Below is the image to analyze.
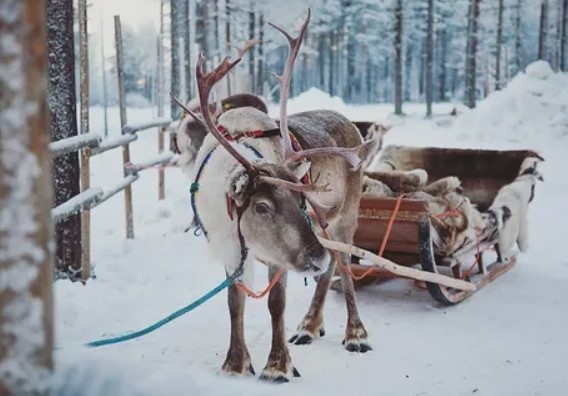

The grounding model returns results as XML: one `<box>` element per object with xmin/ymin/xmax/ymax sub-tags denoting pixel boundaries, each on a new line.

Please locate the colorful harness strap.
<box><xmin>190</xmin><ymin>143</ymin><xmax>263</xmax><ymax>238</ymax></box>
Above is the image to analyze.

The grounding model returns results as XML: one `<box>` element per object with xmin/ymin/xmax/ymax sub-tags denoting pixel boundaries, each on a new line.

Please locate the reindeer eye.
<box><xmin>254</xmin><ymin>202</ymin><xmax>271</xmax><ymax>215</ymax></box>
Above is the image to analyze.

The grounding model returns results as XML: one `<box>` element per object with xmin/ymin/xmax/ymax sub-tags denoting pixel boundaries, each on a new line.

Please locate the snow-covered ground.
<box><xmin>53</xmin><ymin>63</ymin><xmax>568</xmax><ymax>395</ymax></box>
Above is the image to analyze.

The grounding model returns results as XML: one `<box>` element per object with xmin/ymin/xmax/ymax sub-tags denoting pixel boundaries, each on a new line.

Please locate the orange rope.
<box><xmin>323</xmin><ymin>194</ymin><xmax>406</xmax><ymax>282</ymax></box>
<box><xmin>235</xmin><ymin>266</ymin><xmax>286</xmax><ymax>299</ymax></box>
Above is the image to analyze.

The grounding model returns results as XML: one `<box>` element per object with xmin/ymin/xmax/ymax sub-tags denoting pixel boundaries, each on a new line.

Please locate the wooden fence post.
<box><xmin>115</xmin><ymin>15</ymin><xmax>135</xmax><ymax>239</ymax></box>
<box><xmin>79</xmin><ymin>0</ymin><xmax>92</xmax><ymax>281</ymax></box>
<box><xmin>157</xmin><ymin>37</ymin><xmax>166</xmax><ymax>201</ymax></box>
<box><xmin>0</xmin><ymin>0</ymin><xmax>54</xmax><ymax>392</ymax></box>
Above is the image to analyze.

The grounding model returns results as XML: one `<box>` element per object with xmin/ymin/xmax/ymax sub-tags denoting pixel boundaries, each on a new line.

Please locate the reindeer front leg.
<box><xmin>260</xmin><ymin>265</ymin><xmax>300</xmax><ymax>383</ymax></box>
<box><xmin>222</xmin><ymin>283</ymin><xmax>254</xmax><ymax>376</ymax></box>
<box><xmin>289</xmin><ymin>257</ymin><xmax>333</xmax><ymax>345</ymax></box>
<box><xmin>337</xmin><ymin>249</ymin><xmax>372</xmax><ymax>352</ymax></box>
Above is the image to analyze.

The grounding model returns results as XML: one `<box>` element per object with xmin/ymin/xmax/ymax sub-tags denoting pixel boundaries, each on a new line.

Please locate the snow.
<box><xmin>455</xmin><ymin>61</ymin><xmax>568</xmax><ymax>144</ymax></box>
<box><xmin>53</xmin><ymin>67</ymin><xmax>568</xmax><ymax>395</ymax></box>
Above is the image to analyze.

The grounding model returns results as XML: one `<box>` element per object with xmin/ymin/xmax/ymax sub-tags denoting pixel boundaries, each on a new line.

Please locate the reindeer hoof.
<box><xmin>221</xmin><ymin>355</ymin><xmax>255</xmax><ymax>376</ymax></box>
<box><xmin>259</xmin><ymin>366</ymin><xmax>299</xmax><ymax>383</ymax></box>
<box><xmin>343</xmin><ymin>338</ymin><xmax>373</xmax><ymax>353</ymax></box>
<box><xmin>343</xmin><ymin>322</ymin><xmax>372</xmax><ymax>353</ymax></box>
<box><xmin>288</xmin><ymin>318</ymin><xmax>324</xmax><ymax>345</ymax></box>
<box><xmin>288</xmin><ymin>331</ymin><xmax>313</xmax><ymax>345</ymax></box>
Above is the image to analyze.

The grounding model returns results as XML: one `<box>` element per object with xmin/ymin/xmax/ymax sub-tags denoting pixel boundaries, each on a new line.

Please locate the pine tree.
<box><xmin>47</xmin><ymin>0</ymin><xmax>82</xmax><ymax>278</ymax></box>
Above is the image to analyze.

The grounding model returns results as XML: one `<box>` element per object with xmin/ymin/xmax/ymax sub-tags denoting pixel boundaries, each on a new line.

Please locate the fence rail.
<box><xmin>48</xmin><ymin>14</ymin><xmax>181</xmax><ymax>280</ymax></box>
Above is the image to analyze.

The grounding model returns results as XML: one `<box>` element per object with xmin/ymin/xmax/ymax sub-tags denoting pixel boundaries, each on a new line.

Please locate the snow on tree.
<box><xmin>47</xmin><ymin>0</ymin><xmax>82</xmax><ymax>280</ymax></box>
<box><xmin>0</xmin><ymin>0</ymin><xmax>53</xmax><ymax>393</ymax></box>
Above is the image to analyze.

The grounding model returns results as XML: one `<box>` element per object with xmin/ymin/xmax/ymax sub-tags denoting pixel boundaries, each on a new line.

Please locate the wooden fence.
<box><xmin>49</xmin><ymin>15</ymin><xmax>179</xmax><ymax>280</ymax></box>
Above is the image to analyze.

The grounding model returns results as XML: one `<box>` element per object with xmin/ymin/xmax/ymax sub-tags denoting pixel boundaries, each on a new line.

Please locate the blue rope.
<box><xmin>190</xmin><ymin>147</ymin><xmax>218</xmax><ymax>238</ymax></box>
<box><xmin>86</xmin><ymin>270</ymin><xmax>242</xmax><ymax>348</ymax></box>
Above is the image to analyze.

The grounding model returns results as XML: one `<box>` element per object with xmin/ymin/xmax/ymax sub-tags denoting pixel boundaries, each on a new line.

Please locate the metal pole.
<box><xmin>115</xmin><ymin>15</ymin><xmax>135</xmax><ymax>239</ymax></box>
<box><xmin>79</xmin><ymin>0</ymin><xmax>92</xmax><ymax>280</ymax></box>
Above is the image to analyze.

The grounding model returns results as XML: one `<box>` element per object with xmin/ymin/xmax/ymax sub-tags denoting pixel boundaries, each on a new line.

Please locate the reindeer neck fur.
<box><xmin>189</xmin><ymin>108</ymin><xmax>283</xmax><ymax>274</ymax></box>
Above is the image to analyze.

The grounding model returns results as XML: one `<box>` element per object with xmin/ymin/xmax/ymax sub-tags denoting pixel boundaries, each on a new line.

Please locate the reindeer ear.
<box><xmin>227</xmin><ymin>168</ymin><xmax>251</xmax><ymax>207</ymax></box>
<box><xmin>289</xmin><ymin>161</ymin><xmax>311</xmax><ymax>180</ymax></box>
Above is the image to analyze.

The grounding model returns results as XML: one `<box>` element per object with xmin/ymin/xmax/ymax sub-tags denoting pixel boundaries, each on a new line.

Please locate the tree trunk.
<box><xmin>47</xmin><ymin>0</ymin><xmax>82</xmax><ymax>278</ymax></box>
<box><xmin>404</xmin><ymin>42</ymin><xmax>413</xmax><ymax>101</ymax></box>
<box><xmin>214</xmin><ymin>0</ymin><xmax>220</xmax><ymax>56</ymax></box>
<box><xmin>425</xmin><ymin>0</ymin><xmax>434</xmax><ymax>116</ymax></box>
<box><xmin>318</xmin><ymin>33</ymin><xmax>325</xmax><ymax>89</ymax></box>
<box><xmin>539</xmin><ymin>0</ymin><xmax>549</xmax><ymax>60</ymax></box>
<box><xmin>561</xmin><ymin>0</ymin><xmax>568</xmax><ymax>71</ymax></box>
<box><xmin>438</xmin><ymin>28</ymin><xmax>448</xmax><ymax>101</ymax></box>
<box><xmin>170</xmin><ymin>0</ymin><xmax>183</xmax><ymax>118</ymax></box>
<box><xmin>495</xmin><ymin>0</ymin><xmax>504</xmax><ymax>90</ymax></box>
<box><xmin>328</xmin><ymin>30</ymin><xmax>335</xmax><ymax>96</ymax></box>
<box><xmin>0</xmin><ymin>0</ymin><xmax>54</xmax><ymax>393</ymax></box>
<box><xmin>183</xmin><ymin>0</ymin><xmax>192</xmax><ymax>100</ymax></box>
<box><xmin>464</xmin><ymin>0</ymin><xmax>481</xmax><ymax>109</ymax></box>
<box><xmin>394</xmin><ymin>0</ymin><xmax>403</xmax><ymax>115</ymax></box>
<box><xmin>225</xmin><ymin>0</ymin><xmax>232</xmax><ymax>94</ymax></box>
<box><xmin>195</xmin><ymin>0</ymin><xmax>208</xmax><ymax>61</ymax></box>
<box><xmin>515</xmin><ymin>0</ymin><xmax>523</xmax><ymax>73</ymax></box>
<box><xmin>257</xmin><ymin>12</ymin><xmax>264</xmax><ymax>96</ymax></box>
<box><xmin>248</xmin><ymin>0</ymin><xmax>256</xmax><ymax>93</ymax></box>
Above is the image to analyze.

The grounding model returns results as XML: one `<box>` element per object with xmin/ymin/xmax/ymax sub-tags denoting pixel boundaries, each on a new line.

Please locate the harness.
<box><xmin>190</xmin><ymin>126</ymin><xmax>313</xmax><ymax>275</ymax></box>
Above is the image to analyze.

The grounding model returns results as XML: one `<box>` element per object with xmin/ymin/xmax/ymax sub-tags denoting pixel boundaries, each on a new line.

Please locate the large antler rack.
<box><xmin>269</xmin><ymin>9</ymin><xmax>370</xmax><ymax>170</ymax></box>
<box><xmin>171</xmin><ymin>39</ymin><xmax>331</xmax><ymax>198</ymax></box>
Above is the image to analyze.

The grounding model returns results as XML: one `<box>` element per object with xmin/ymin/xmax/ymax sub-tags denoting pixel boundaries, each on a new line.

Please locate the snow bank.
<box><xmin>455</xmin><ymin>61</ymin><xmax>568</xmax><ymax>144</ymax></box>
<box><xmin>271</xmin><ymin>87</ymin><xmax>350</xmax><ymax>116</ymax></box>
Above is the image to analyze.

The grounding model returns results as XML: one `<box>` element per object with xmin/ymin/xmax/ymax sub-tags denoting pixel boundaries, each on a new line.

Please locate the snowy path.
<box><xmin>53</xmin><ymin>97</ymin><xmax>568</xmax><ymax>395</ymax></box>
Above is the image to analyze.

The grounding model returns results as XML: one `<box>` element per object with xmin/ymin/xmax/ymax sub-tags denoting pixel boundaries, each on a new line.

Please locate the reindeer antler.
<box><xmin>269</xmin><ymin>9</ymin><xmax>370</xmax><ymax>170</ymax></box>
<box><xmin>194</xmin><ymin>40</ymin><xmax>259</xmax><ymax>174</ymax></box>
<box><xmin>170</xmin><ymin>93</ymin><xmax>207</xmax><ymax>128</ymax></box>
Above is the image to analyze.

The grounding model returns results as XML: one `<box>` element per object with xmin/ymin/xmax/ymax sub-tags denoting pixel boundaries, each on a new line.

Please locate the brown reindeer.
<box><xmin>174</xmin><ymin>10</ymin><xmax>371</xmax><ymax>383</ymax></box>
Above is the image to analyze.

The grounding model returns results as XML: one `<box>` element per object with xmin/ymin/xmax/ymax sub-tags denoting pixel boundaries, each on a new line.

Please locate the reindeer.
<box><xmin>172</xmin><ymin>93</ymin><xmax>268</xmax><ymax>172</ymax></box>
<box><xmin>173</xmin><ymin>10</ymin><xmax>372</xmax><ymax>383</ymax></box>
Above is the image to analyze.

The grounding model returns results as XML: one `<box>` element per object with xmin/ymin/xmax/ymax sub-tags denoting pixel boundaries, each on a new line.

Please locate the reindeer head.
<box><xmin>226</xmin><ymin>161</ymin><xmax>330</xmax><ymax>274</ymax></box>
<box><xmin>172</xmin><ymin>9</ymin><xmax>368</xmax><ymax>275</ymax></box>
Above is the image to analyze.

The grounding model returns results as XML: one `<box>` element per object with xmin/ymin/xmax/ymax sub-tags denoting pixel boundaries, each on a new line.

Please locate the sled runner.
<box><xmin>332</xmin><ymin>145</ymin><xmax>542</xmax><ymax>305</ymax></box>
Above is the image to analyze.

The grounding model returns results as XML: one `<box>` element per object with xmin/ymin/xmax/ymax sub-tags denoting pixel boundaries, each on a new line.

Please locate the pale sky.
<box><xmin>93</xmin><ymin>0</ymin><xmax>161</xmax><ymax>54</ymax></box>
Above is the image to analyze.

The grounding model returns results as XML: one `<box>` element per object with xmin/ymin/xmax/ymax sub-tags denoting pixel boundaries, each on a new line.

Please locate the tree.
<box><xmin>561</xmin><ymin>0</ymin><xmax>568</xmax><ymax>70</ymax></box>
<box><xmin>425</xmin><ymin>0</ymin><xmax>434</xmax><ymax>116</ymax></box>
<box><xmin>394</xmin><ymin>0</ymin><xmax>404</xmax><ymax>115</ymax></box>
<box><xmin>248</xmin><ymin>0</ymin><xmax>256</xmax><ymax>93</ymax></box>
<box><xmin>0</xmin><ymin>0</ymin><xmax>53</xmax><ymax>393</ymax></box>
<box><xmin>495</xmin><ymin>0</ymin><xmax>505</xmax><ymax>90</ymax></box>
<box><xmin>515</xmin><ymin>0</ymin><xmax>524</xmax><ymax>73</ymax></box>
<box><xmin>464</xmin><ymin>0</ymin><xmax>481</xmax><ymax>109</ymax></box>
<box><xmin>539</xmin><ymin>0</ymin><xmax>549</xmax><ymax>60</ymax></box>
<box><xmin>183</xmin><ymin>0</ymin><xmax>192</xmax><ymax>100</ymax></box>
<box><xmin>170</xmin><ymin>0</ymin><xmax>183</xmax><ymax>118</ymax></box>
<box><xmin>47</xmin><ymin>0</ymin><xmax>82</xmax><ymax>279</ymax></box>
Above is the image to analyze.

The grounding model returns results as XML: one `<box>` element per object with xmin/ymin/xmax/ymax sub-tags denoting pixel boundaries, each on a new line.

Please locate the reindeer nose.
<box><xmin>309</xmin><ymin>262</ymin><xmax>322</xmax><ymax>273</ymax></box>
<box><xmin>307</xmin><ymin>250</ymin><xmax>330</xmax><ymax>275</ymax></box>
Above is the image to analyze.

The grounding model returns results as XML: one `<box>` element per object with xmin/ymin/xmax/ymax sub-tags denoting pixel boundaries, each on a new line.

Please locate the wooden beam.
<box><xmin>318</xmin><ymin>237</ymin><xmax>476</xmax><ymax>292</ymax></box>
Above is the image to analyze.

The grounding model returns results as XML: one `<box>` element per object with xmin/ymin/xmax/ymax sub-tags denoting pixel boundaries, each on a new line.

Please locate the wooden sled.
<box><xmin>331</xmin><ymin>146</ymin><xmax>542</xmax><ymax>305</ymax></box>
